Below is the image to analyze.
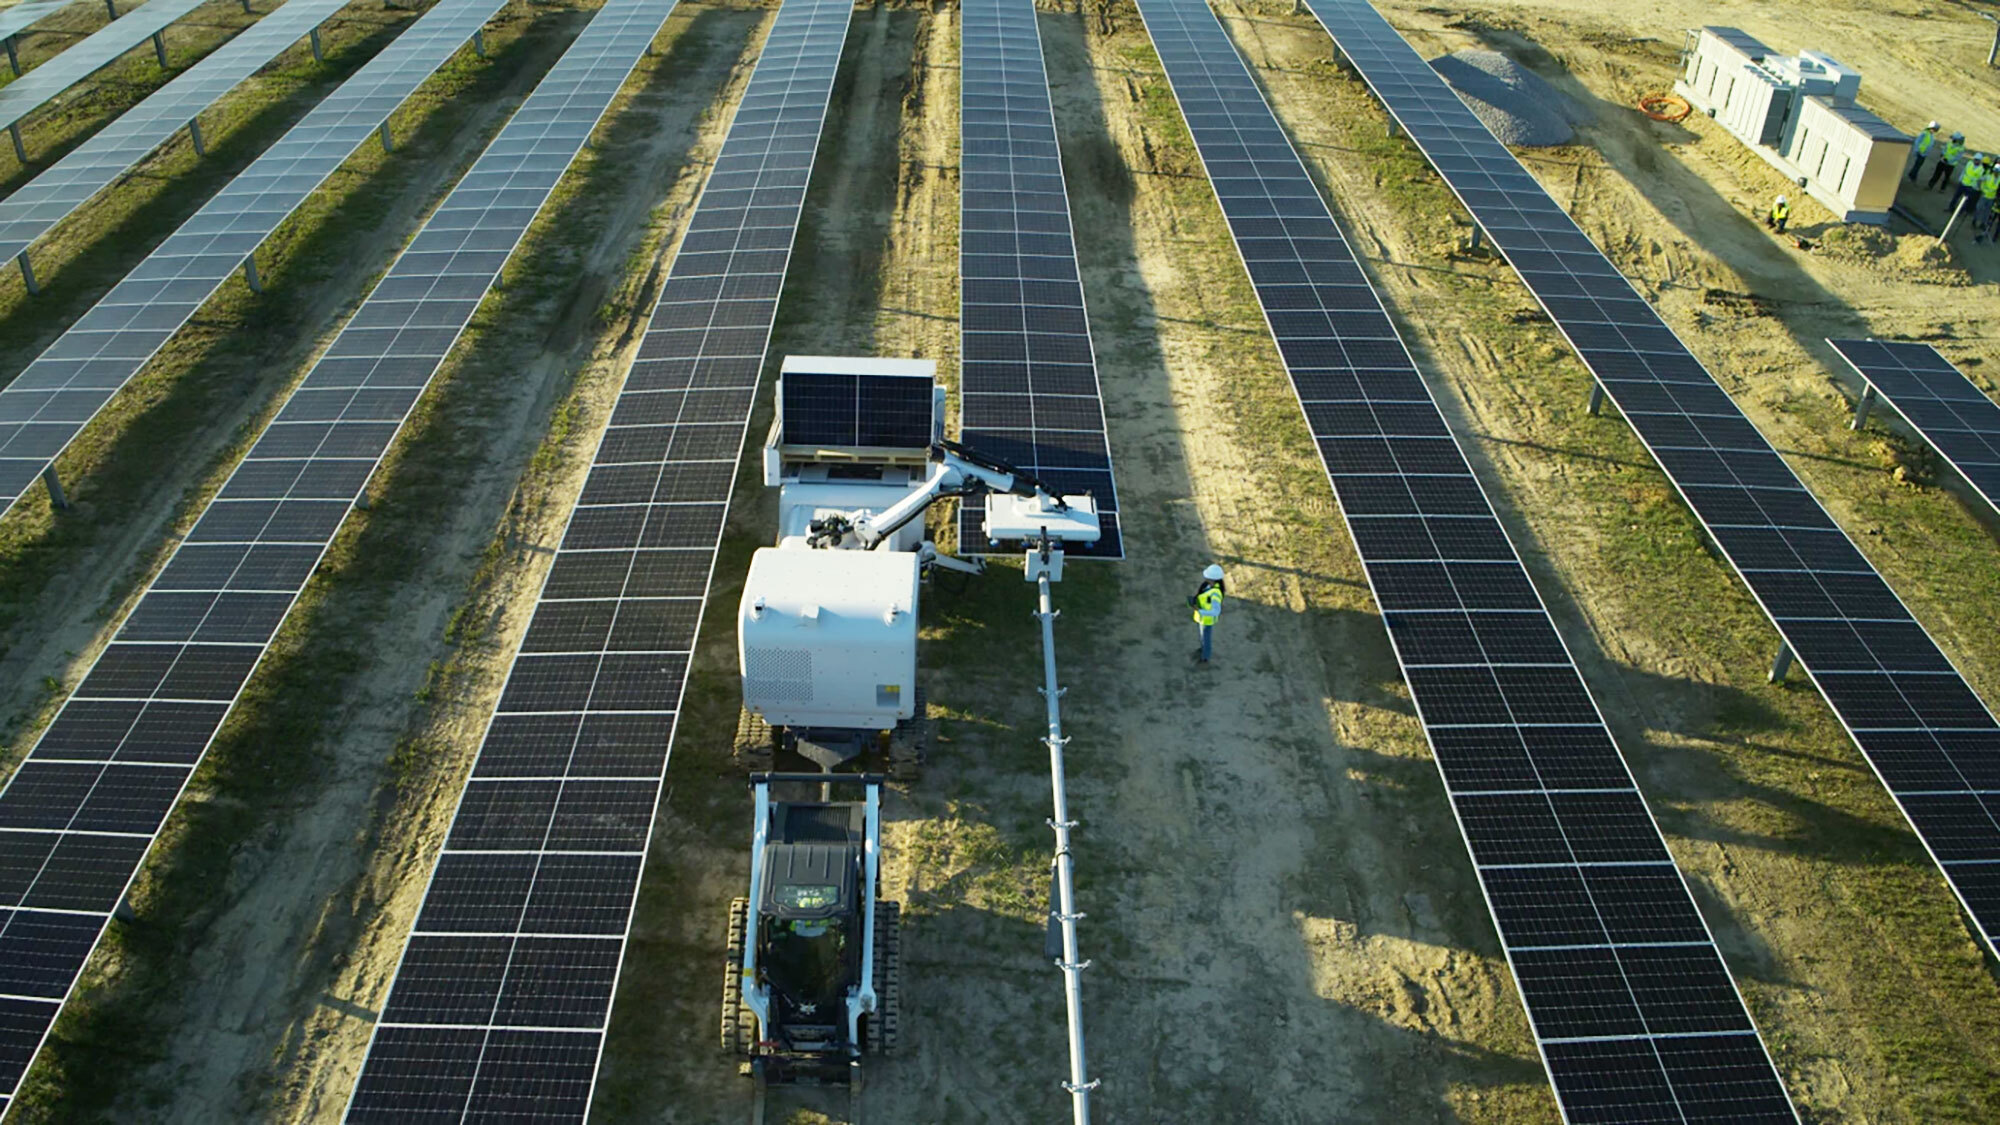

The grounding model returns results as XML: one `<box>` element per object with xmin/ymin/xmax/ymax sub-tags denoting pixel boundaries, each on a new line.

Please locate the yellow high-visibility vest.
<box><xmin>1962</xmin><ymin>159</ymin><xmax>1986</xmax><ymax>186</ymax></box>
<box><xmin>1917</xmin><ymin>131</ymin><xmax>1937</xmax><ymax>155</ymax></box>
<box><xmin>1944</xmin><ymin>140</ymin><xmax>1967</xmax><ymax>164</ymax></box>
<box><xmin>1771</xmin><ymin>199</ymin><xmax>1790</xmax><ymax>222</ymax></box>
<box><xmin>1192</xmin><ymin>586</ymin><xmax>1223</xmax><ymax>627</ymax></box>
<box><xmin>1982</xmin><ymin>170</ymin><xmax>1998</xmax><ymax>200</ymax></box>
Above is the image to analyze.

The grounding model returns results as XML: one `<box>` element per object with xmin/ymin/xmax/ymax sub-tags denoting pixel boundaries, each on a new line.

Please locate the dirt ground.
<box><xmin>10</xmin><ymin>0</ymin><xmax>2000</xmax><ymax>1121</ymax></box>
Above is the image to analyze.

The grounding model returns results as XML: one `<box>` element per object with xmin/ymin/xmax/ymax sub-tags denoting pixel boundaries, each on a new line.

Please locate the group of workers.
<box><xmin>1906</xmin><ymin>121</ymin><xmax>2000</xmax><ymax>243</ymax></box>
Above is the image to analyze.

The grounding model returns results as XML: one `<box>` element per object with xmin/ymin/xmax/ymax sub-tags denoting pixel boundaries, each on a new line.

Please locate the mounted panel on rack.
<box><xmin>0</xmin><ymin>0</ymin><xmax>355</xmax><ymax>266</ymax></box>
<box><xmin>0</xmin><ymin>0</ymin><xmax>673</xmax><ymax>1114</ymax></box>
<box><xmin>345</xmin><ymin>0</ymin><xmax>857</xmax><ymax>1119</ymax></box>
<box><xmin>1828</xmin><ymin>339</ymin><xmax>2000</xmax><ymax>513</ymax></box>
<box><xmin>1305</xmin><ymin>0</ymin><xmax>2000</xmax><ymax>964</ymax></box>
<box><xmin>1129</xmin><ymin>0</ymin><xmax>1798</xmax><ymax>1119</ymax></box>
<box><xmin>0</xmin><ymin>0</ymin><xmax>506</xmax><ymax>514</ymax></box>
<box><xmin>0</xmin><ymin>0</ymin><xmax>210</xmax><ymax>133</ymax></box>
<box><xmin>957</xmin><ymin>0</ymin><xmax>1121</xmax><ymax>557</ymax></box>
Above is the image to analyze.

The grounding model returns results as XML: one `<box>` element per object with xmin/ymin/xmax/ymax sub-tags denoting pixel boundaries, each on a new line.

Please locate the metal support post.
<box><xmin>1387</xmin><ymin>119</ymin><xmax>1399</xmax><ymax>139</ymax></box>
<box><xmin>151</xmin><ymin>29</ymin><xmax>167</xmax><ymax>68</ymax></box>
<box><xmin>188</xmin><ymin>116</ymin><xmax>204</xmax><ymax>156</ymax></box>
<box><xmin>1938</xmin><ymin>193</ymin><xmax>1969</xmax><ymax>246</ymax></box>
<box><xmin>1469</xmin><ymin>224</ymin><xmax>1484</xmax><ymax>252</ymax></box>
<box><xmin>1030</xmin><ymin>544</ymin><xmax>1096</xmax><ymax>1125</ymax></box>
<box><xmin>103</xmin><ymin>0</ymin><xmax>116</xmax><ymax>17</ymax></box>
<box><xmin>242</xmin><ymin>254</ymin><xmax>262</xmax><ymax>293</ymax></box>
<box><xmin>240</xmin><ymin>0</ymin><xmax>251</xmax><ymax>11</ymax></box>
<box><xmin>472</xmin><ymin>28</ymin><xmax>484</xmax><ymax>57</ymax></box>
<box><xmin>4</xmin><ymin>35</ymin><xmax>20</xmax><ymax>77</ymax></box>
<box><xmin>8</xmin><ymin>121</ymin><xmax>24</xmax><ymax>165</ymax></box>
<box><xmin>1586</xmin><ymin>381</ymin><xmax>1605</xmax><ymax>416</ymax></box>
<box><xmin>1984</xmin><ymin>14</ymin><xmax>2000</xmax><ymax>68</ymax></box>
<box><xmin>309</xmin><ymin>25</ymin><xmax>323</xmax><ymax>61</ymax></box>
<box><xmin>16</xmin><ymin>251</ymin><xmax>38</xmax><ymax>295</ymax></box>
<box><xmin>41</xmin><ymin>465</ymin><xmax>68</xmax><ymax>510</ymax></box>
<box><xmin>1769</xmin><ymin>642</ymin><xmax>1794</xmax><ymax>684</ymax></box>
<box><xmin>378</xmin><ymin>119</ymin><xmax>393</xmax><ymax>153</ymax></box>
<box><xmin>1851</xmin><ymin>384</ymin><xmax>1876</xmax><ymax>431</ymax></box>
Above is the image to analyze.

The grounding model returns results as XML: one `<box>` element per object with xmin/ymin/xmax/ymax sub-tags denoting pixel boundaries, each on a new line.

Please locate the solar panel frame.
<box><xmin>0</xmin><ymin>0</ymin><xmax>74</xmax><ymax>54</ymax></box>
<box><xmin>1128</xmin><ymin>0</ymin><xmax>1797</xmax><ymax>1118</ymax></box>
<box><xmin>344</xmin><ymin>0</ymin><xmax>856</xmax><ymax>1118</ymax></box>
<box><xmin>957</xmin><ymin>0</ymin><xmax>1121</xmax><ymax>557</ymax></box>
<box><xmin>0</xmin><ymin>0</ymin><xmax>353</xmax><ymax>266</ymax></box>
<box><xmin>1827</xmin><ymin>339</ymin><xmax>2000</xmax><ymax>517</ymax></box>
<box><xmin>1305</xmin><ymin>0</ymin><xmax>2000</xmax><ymax>967</ymax></box>
<box><xmin>0</xmin><ymin>0</ymin><xmax>506</xmax><ymax>513</ymax></box>
<box><xmin>0</xmin><ymin>0</ymin><xmax>210</xmax><ymax>132</ymax></box>
<box><xmin>0</xmin><ymin>0</ymin><xmax>673</xmax><ymax>1113</ymax></box>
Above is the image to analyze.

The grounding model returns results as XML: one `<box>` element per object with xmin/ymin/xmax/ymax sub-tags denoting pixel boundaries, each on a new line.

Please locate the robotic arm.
<box><xmin>807</xmin><ymin>442</ymin><xmax>1067</xmax><ymax>550</ymax></box>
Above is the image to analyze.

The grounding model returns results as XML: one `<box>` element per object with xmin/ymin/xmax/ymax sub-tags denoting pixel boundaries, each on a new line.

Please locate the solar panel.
<box><xmin>0</xmin><ymin>0</ymin><xmax>352</xmax><ymax>271</ymax></box>
<box><xmin>958</xmin><ymin>0</ymin><xmax>1121</xmax><ymax>557</ymax></box>
<box><xmin>0</xmin><ymin>0</ymin><xmax>74</xmax><ymax>75</ymax></box>
<box><xmin>1828</xmin><ymin>339</ymin><xmax>2000</xmax><ymax>515</ymax></box>
<box><xmin>1304</xmin><ymin>0</ymin><xmax>2000</xmax><ymax>966</ymax></box>
<box><xmin>1128</xmin><ymin>0</ymin><xmax>1797</xmax><ymax>1118</ymax></box>
<box><xmin>779</xmin><ymin>363</ymin><xmax>934</xmax><ymax>448</ymax></box>
<box><xmin>0</xmin><ymin>0</ymin><xmax>505</xmax><ymax>515</ymax></box>
<box><xmin>0</xmin><ymin>0</ymin><xmax>209</xmax><ymax>140</ymax></box>
<box><xmin>344</xmin><ymin>0</ymin><xmax>854</xmax><ymax>1117</ymax></box>
<box><xmin>0</xmin><ymin>0</ymin><xmax>670</xmax><ymax>1113</ymax></box>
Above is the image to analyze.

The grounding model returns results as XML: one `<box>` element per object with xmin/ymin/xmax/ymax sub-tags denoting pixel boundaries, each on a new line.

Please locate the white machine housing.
<box><xmin>740</xmin><ymin>548</ymin><xmax>920</xmax><ymax>730</ymax></box>
<box><xmin>741</xmin><ymin>356</ymin><xmax>941</xmax><ymax>731</ymax></box>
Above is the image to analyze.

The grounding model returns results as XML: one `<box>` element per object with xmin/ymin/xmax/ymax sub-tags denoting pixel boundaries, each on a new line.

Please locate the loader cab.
<box><xmin>758</xmin><ymin>840</ymin><xmax>861</xmax><ymax>1042</ymax></box>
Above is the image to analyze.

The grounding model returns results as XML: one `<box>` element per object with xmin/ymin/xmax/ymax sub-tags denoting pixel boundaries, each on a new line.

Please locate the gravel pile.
<box><xmin>1428</xmin><ymin>50</ymin><xmax>1579</xmax><ymax>147</ymax></box>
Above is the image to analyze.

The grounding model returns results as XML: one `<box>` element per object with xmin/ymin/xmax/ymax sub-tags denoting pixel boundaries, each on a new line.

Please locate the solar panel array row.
<box><xmin>1305</xmin><ymin>0</ymin><xmax>2000</xmax><ymax>963</ymax></box>
<box><xmin>0</xmin><ymin>0</ymin><xmax>669</xmax><ymax>1113</ymax></box>
<box><xmin>1828</xmin><ymin>338</ymin><xmax>2000</xmax><ymax>517</ymax></box>
<box><xmin>0</xmin><ymin>0</ymin><xmax>353</xmax><ymax>267</ymax></box>
<box><xmin>346</xmin><ymin>0</ymin><xmax>855</xmax><ymax>1118</ymax></box>
<box><xmin>0</xmin><ymin>0</ymin><xmax>208</xmax><ymax>133</ymax></box>
<box><xmin>0</xmin><ymin>0</ymin><xmax>75</xmax><ymax>73</ymax></box>
<box><xmin>1128</xmin><ymin>0</ymin><xmax>1797</xmax><ymax>1119</ymax></box>
<box><xmin>0</xmin><ymin>0</ymin><xmax>505</xmax><ymax>511</ymax></box>
<box><xmin>958</xmin><ymin>0</ymin><xmax>1120</xmax><ymax>557</ymax></box>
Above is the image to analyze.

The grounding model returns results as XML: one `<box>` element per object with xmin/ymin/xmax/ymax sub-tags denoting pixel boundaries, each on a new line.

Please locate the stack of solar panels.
<box><xmin>1129</xmin><ymin>0</ymin><xmax>1799</xmax><ymax>1118</ymax></box>
<box><xmin>0</xmin><ymin>0</ymin><xmax>679</xmax><ymax>1113</ymax></box>
<box><xmin>779</xmin><ymin>362</ymin><xmax>934</xmax><ymax>449</ymax></box>
<box><xmin>345</xmin><ymin>0</ymin><xmax>856</xmax><ymax>1117</ymax></box>
<box><xmin>1828</xmin><ymin>338</ymin><xmax>2000</xmax><ymax>512</ymax></box>
<box><xmin>0</xmin><ymin>0</ymin><xmax>506</xmax><ymax>510</ymax></box>
<box><xmin>1304</xmin><ymin>0</ymin><xmax>2000</xmax><ymax>962</ymax></box>
<box><xmin>959</xmin><ymin>0</ymin><xmax>1121</xmax><ymax>557</ymax></box>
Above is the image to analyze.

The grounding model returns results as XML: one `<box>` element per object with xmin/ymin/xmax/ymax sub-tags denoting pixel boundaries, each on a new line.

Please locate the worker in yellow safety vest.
<box><xmin>1765</xmin><ymin>194</ymin><xmax>1791</xmax><ymax>234</ymax></box>
<box><xmin>1931</xmin><ymin>132</ymin><xmax>1967</xmax><ymax>190</ymax></box>
<box><xmin>1188</xmin><ymin>563</ymin><xmax>1225</xmax><ymax>664</ymax></box>
<box><xmin>1909</xmin><ymin>121</ymin><xmax>1940</xmax><ymax>183</ymax></box>
<box><xmin>1979</xmin><ymin>161</ymin><xmax>2000</xmax><ymax>243</ymax></box>
<box><xmin>1954</xmin><ymin>153</ymin><xmax>1988</xmax><ymax>211</ymax></box>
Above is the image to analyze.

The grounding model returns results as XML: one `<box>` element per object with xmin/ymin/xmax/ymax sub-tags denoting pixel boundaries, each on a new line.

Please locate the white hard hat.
<box><xmin>1776</xmin><ymin>194</ymin><xmax>1787</xmax><ymax>202</ymax></box>
<box><xmin>1202</xmin><ymin>564</ymin><xmax>1225</xmax><ymax>581</ymax></box>
<box><xmin>1930</xmin><ymin>120</ymin><xmax>1941</xmax><ymax>130</ymax></box>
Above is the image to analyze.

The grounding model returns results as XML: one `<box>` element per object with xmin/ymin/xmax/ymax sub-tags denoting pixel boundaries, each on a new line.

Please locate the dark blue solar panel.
<box><xmin>346</xmin><ymin>0</ymin><xmax>854</xmax><ymax>1118</ymax></box>
<box><xmin>958</xmin><ymin>0</ymin><xmax>1121</xmax><ymax>557</ymax></box>
<box><xmin>0</xmin><ymin>0</ymin><xmax>674</xmax><ymax>1109</ymax></box>
<box><xmin>1829</xmin><ymin>339</ymin><xmax>2000</xmax><ymax>517</ymax></box>
<box><xmin>1132</xmin><ymin>0</ymin><xmax>1796</xmax><ymax>1118</ymax></box>
<box><xmin>1308</xmin><ymin>0</ymin><xmax>2000</xmax><ymax>974</ymax></box>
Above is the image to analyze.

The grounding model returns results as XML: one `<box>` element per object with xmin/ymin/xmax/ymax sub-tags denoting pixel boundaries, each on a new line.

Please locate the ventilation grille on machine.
<box><xmin>747</xmin><ymin>648</ymin><xmax>815</xmax><ymax>702</ymax></box>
